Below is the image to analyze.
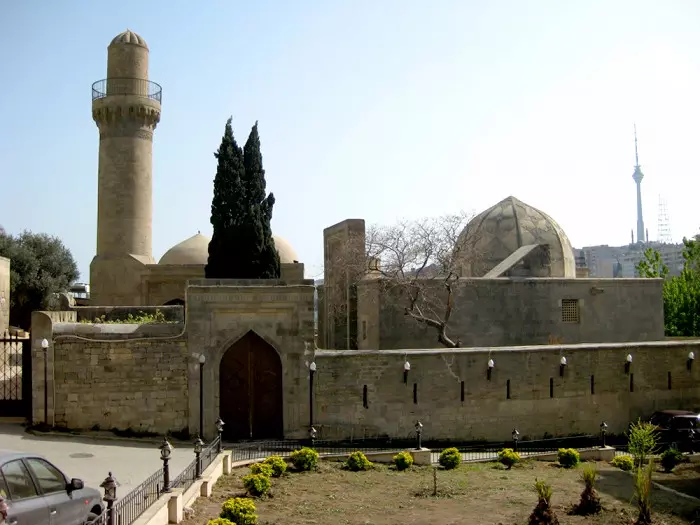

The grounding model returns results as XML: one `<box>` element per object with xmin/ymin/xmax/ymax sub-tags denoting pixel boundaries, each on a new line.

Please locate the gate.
<box><xmin>0</xmin><ymin>333</ymin><xmax>31</xmax><ymax>418</ymax></box>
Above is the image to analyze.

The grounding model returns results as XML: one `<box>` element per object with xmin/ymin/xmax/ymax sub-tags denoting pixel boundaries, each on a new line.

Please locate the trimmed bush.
<box><xmin>207</xmin><ymin>519</ymin><xmax>235</xmax><ymax>525</ymax></box>
<box><xmin>220</xmin><ymin>497</ymin><xmax>258</xmax><ymax>525</ymax></box>
<box><xmin>611</xmin><ymin>454</ymin><xmax>634</xmax><ymax>471</ymax></box>
<box><xmin>660</xmin><ymin>448</ymin><xmax>683</xmax><ymax>473</ymax></box>
<box><xmin>242</xmin><ymin>474</ymin><xmax>271</xmax><ymax>497</ymax></box>
<box><xmin>290</xmin><ymin>447</ymin><xmax>319</xmax><ymax>471</ymax></box>
<box><xmin>498</xmin><ymin>448</ymin><xmax>521</xmax><ymax>470</ymax></box>
<box><xmin>346</xmin><ymin>451</ymin><xmax>373</xmax><ymax>471</ymax></box>
<box><xmin>249</xmin><ymin>462</ymin><xmax>273</xmax><ymax>477</ymax></box>
<box><xmin>393</xmin><ymin>451</ymin><xmax>414</xmax><ymax>471</ymax></box>
<box><xmin>438</xmin><ymin>448</ymin><xmax>461</xmax><ymax>470</ymax></box>
<box><xmin>557</xmin><ymin>448</ymin><xmax>580</xmax><ymax>469</ymax></box>
<box><xmin>263</xmin><ymin>455</ymin><xmax>287</xmax><ymax>477</ymax></box>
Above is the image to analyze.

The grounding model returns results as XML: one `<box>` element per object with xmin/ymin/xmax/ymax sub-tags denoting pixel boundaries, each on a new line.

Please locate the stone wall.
<box><xmin>0</xmin><ymin>257</ymin><xmax>9</xmax><ymax>332</ymax></box>
<box><xmin>357</xmin><ymin>277</ymin><xmax>664</xmax><ymax>349</ymax></box>
<box><xmin>314</xmin><ymin>341</ymin><xmax>700</xmax><ymax>441</ymax></box>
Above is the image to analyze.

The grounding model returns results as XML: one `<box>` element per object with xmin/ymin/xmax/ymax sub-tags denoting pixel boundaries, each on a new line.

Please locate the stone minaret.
<box><xmin>89</xmin><ymin>30</ymin><xmax>161</xmax><ymax>305</ymax></box>
<box><xmin>632</xmin><ymin>124</ymin><xmax>645</xmax><ymax>245</ymax></box>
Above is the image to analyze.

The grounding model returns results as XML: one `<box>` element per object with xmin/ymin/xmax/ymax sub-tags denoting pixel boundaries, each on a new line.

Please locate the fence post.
<box><xmin>100</xmin><ymin>472</ymin><xmax>117</xmax><ymax>525</ymax></box>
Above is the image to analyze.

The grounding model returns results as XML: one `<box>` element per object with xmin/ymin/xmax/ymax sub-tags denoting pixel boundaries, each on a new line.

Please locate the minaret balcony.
<box><xmin>91</xmin><ymin>78</ymin><xmax>162</xmax><ymax>103</ymax></box>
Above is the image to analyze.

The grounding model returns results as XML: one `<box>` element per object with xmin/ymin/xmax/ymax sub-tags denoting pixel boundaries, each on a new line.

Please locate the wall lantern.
<box><xmin>688</xmin><ymin>351</ymin><xmax>695</xmax><ymax>371</ymax></box>
<box><xmin>310</xmin><ymin>361</ymin><xmax>317</xmax><ymax>373</ymax></box>
<box><xmin>487</xmin><ymin>359</ymin><xmax>495</xmax><ymax>381</ymax></box>
<box><xmin>403</xmin><ymin>361</ymin><xmax>411</xmax><ymax>384</ymax></box>
<box><xmin>559</xmin><ymin>356</ymin><xmax>568</xmax><ymax>377</ymax></box>
<box><xmin>625</xmin><ymin>354</ymin><xmax>633</xmax><ymax>374</ymax></box>
<box><xmin>511</xmin><ymin>428</ymin><xmax>520</xmax><ymax>452</ymax></box>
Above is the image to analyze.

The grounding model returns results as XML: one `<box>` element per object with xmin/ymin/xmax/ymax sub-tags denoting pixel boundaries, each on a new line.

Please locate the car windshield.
<box><xmin>673</xmin><ymin>417</ymin><xmax>698</xmax><ymax>429</ymax></box>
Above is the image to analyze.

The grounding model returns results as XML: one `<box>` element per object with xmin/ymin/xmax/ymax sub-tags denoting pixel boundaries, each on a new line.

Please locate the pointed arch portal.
<box><xmin>219</xmin><ymin>331</ymin><xmax>284</xmax><ymax>440</ymax></box>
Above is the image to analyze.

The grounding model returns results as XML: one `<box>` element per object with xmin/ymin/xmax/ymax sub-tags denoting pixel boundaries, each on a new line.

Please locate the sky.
<box><xmin>1</xmin><ymin>1</ymin><xmax>700</xmax><ymax>282</ymax></box>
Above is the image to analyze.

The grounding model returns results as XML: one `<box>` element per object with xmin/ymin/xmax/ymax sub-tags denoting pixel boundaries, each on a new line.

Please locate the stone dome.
<box><xmin>457</xmin><ymin>196</ymin><xmax>576</xmax><ymax>278</ymax></box>
<box><xmin>110</xmin><ymin>29</ymin><xmax>148</xmax><ymax>48</ymax></box>
<box><xmin>158</xmin><ymin>233</ymin><xmax>299</xmax><ymax>265</ymax></box>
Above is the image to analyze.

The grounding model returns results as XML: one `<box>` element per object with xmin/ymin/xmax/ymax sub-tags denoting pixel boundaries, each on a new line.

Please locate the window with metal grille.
<box><xmin>561</xmin><ymin>299</ymin><xmax>580</xmax><ymax>323</ymax></box>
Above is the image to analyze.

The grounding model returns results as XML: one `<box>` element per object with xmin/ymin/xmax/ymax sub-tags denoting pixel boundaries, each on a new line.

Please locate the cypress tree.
<box><xmin>205</xmin><ymin>118</ymin><xmax>280</xmax><ymax>279</ymax></box>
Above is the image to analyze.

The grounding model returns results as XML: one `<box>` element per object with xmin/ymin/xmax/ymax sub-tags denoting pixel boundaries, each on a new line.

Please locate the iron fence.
<box><xmin>91</xmin><ymin>78</ymin><xmax>162</xmax><ymax>102</ymax></box>
<box><xmin>171</xmin><ymin>435</ymin><xmax>221</xmax><ymax>491</ymax></box>
<box><xmin>110</xmin><ymin>468</ymin><xmax>163</xmax><ymax>525</ymax></box>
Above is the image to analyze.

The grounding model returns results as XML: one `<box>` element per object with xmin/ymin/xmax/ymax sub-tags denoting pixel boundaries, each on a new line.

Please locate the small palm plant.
<box><xmin>528</xmin><ymin>479</ymin><xmax>559</xmax><ymax>525</ymax></box>
<box><xmin>634</xmin><ymin>459</ymin><xmax>654</xmax><ymax>525</ymax></box>
<box><xmin>574</xmin><ymin>464</ymin><xmax>601</xmax><ymax>515</ymax></box>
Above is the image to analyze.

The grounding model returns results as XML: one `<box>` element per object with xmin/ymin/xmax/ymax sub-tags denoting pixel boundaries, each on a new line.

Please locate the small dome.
<box><xmin>158</xmin><ymin>233</ymin><xmax>299</xmax><ymax>265</ymax></box>
<box><xmin>457</xmin><ymin>196</ymin><xmax>576</xmax><ymax>278</ymax></box>
<box><xmin>110</xmin><ymin>29</ymin><xmax>148</xmax><ymax>49</ymax></box>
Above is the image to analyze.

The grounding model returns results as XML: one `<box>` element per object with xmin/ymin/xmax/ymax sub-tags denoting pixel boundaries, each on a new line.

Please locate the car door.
<box><xmin>0</xmin><ymin>459</ymin><xmax>50</xmax><ymax>525</ymax></box>
<box><xmin>24</xmin><ymin>458</ymin><xmax>85</xmax><ymax>525</ymax></box>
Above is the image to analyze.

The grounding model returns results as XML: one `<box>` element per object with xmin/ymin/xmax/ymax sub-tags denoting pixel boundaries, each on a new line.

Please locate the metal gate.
<box><xmin>0</xmin><ymin>333</ymin><xmax>31</xmax><ymax>418</ymax></box>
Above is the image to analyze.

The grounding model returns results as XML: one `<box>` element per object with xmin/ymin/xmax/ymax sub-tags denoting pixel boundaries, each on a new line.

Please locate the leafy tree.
<box><xmin>635</xmin><ymin>248</ymin><xmax>668</xmax><ymax>278</ymax></box>
<box><xmin>205</xmin><ymin>118</ymin><xmax>280</xmax><ymax>279</ymax></box>
<box><xmin>0</xmin><ymin>230</ymin><xmax>79</xmax><ymax>329</ymax></box>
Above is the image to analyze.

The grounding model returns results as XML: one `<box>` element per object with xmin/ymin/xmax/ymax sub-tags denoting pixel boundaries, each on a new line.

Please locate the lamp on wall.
<box><xmin>688</xmin><ymin>352</ymin><xmax>695</xmax><ymax>371</ymax></box>
<box><xmin>403</xmin><ymin>361</ymin><xmax>411</xmax><ymax>384</ymax></box>
<box><xmin>40</xmin><ymin>338</ymin><xmax>49</xmax><ymax>425</ymax></box>
<box><xmin>625</xmin><ymin>354</ymin><xmax>633</xmax><ymax>374</ymax></box>
<box><xmin>559</xmin><ymin>356</ymin><xmax>568</xmax><ymax>377</ymax></box>
<box><xmin>487</xmin><ymin>359</ymin><xmax>494</xmax><ymax>381</ymax></box>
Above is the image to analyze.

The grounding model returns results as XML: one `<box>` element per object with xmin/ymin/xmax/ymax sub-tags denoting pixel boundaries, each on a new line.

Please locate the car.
<box><xmin>0</xmin><ymin>450</ymin><xmax>104</xmax><ymax>525</ymax></box>
<box><xmin>649</xmin><ymin>410</ymin><xmax>700</xmax><ymax>452</ymax></box>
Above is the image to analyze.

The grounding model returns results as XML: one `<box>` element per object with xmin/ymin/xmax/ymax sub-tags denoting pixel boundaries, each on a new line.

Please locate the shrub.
<box><xmin>611</xmin><ymin>454</ymin><xmax>634</xmax><ymax>471</ymax></box>
<box><xmin>263</xmin><ymin>455</ymin><xmax>287</xmax><ymax>477</ymax></box>
<box><xmin>393</xmin><ymin>451</ymin><xmax>414</xmax><ymax>471</ymax></box>
<box><xmin>634</xmin><ymin>459</ymin><xmax>654</xmax><ymax>525</ymax></box>
<box><xmin>660</xmin><ymin>448</ymin><xmax>683</xmax><ymax>473</ymax></box>
<box><xmin>627</xmin><ymin>419</ymin><xmax>658</xmax><ymax>467</ymax></box>
<box><xmin>438</xmin><ymin>448</ymin><xmax>461</xmax><ymax>470</ymax></box>
<box><xmin>528</xmin><ymin>479</ymin><xmax>559</xmax><ymax>525</ymax></box>
<box><xmin>574</xmin><ymin>464</ymin><xmax>601</xmax><ymax>515</ymax></box>
<box><xmin>346</xmin><ymin>451</ymin><xmax>373</xmax><ymax>471</ymax></box>
<box><xmin>557</xmin><ymin>448</ymin><xmax>580</xmax><ymax>469</ymax></box>
<box><xmin>242</xmin><ymin>474</ymin><xmax>271</xmax><ymax>498</ymax></box>
<box><xmin>207</xmin><ymin>519</ymin><xmax>235</xmax><ymax>525</ymax></box>
<box><xmin>249</xmin><ymin>462</ymin><xmax>273</xmax><ymax>477</ymax></box>
<box><xmin>220</xmin><ymin>497</ymin><xmax>258</xmax><ymax>525</ymax></box>
<box><xmin>498</xmin><ymin>448</ymin><xmax>521</xmax><ymax>470</ymax></box>
<box><xmin>290</xmin><ymin>447</ymin><xmax>319</xmax><ymax>471</ymax></box>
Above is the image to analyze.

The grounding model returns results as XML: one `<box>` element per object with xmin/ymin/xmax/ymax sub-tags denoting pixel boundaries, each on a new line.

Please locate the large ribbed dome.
<box><xmin>457</xmin><ymin>196</ymin><xmax>576</xmax><ymax>278</ymax></box>
<box><xmin>158</xmin><ymin>233</ymin><xmax>299</xmax><ymax>265</ymax></box>
<box><xmin>110</xmin><ymin>29</ymin><xmax>148</xmax><ymax>48</ymax></box>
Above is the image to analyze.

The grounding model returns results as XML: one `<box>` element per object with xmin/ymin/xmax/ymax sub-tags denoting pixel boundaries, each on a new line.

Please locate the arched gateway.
<box><xmin>219</xmin><ymin>331</ymin><xmax>284</xmax><ymax>440</ymax></box>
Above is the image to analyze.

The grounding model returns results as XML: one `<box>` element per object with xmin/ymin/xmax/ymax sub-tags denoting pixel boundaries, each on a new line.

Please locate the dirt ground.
<box><xmin>182</xmin><ymin>459</ymin><xmax>700</xmax><ymax>525</ymax></box>
<box><xmin>654</xmin><ymin>461</ymin><xmax>700</xmax><ymax>500</ymax></box>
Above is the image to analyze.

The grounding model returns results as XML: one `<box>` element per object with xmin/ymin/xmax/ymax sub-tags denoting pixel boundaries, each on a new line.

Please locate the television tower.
<box><xmin>632</xmin><ymin>124</ymin><xmax>646</xmax><ymax>244</ymax></box>
<box><xmin>657</xmin><ymin>195</ymin><xmax>672</xmax><ymax>244</ymax></box>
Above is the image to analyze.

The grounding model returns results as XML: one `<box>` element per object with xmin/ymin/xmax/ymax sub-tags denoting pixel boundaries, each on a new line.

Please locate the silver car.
<box><xmin>0</xmin><ymin>450</ymin><xmax>103</xmax><ymax>525</ymax></box>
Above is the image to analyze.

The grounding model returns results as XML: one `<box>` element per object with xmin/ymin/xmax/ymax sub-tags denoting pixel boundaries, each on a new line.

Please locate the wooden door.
<box><xmin>219</xmin><ymin>331</ymin><xmax>283</xmax><ymax>440</ymax></box>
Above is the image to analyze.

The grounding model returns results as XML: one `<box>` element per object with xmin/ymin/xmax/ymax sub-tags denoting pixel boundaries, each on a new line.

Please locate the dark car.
<box><xmin>649</xmin><ymin>410</ymin><xmax>700</xmax><ymax>452</ymax></box>
<box><xmin>0</xmin><ymin>450</ymin><xmax>103</xmax><ymax>525</ymax></box>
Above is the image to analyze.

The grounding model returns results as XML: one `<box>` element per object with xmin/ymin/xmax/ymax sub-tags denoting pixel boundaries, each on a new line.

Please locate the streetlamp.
<box><xmin>215</xmin><ymin>418</ymin><xmax>224</xmax><ymax>453</ymax></box>
<box><xmin>198</xmin><ymin>354</ymin><xmax>206</xmax><ymax>437</ymax></box>
<box><xmin>403</xmin><ymin>361</ymin><xmax>411</xmax><ymax>384</ymax></box>
<box><xmin>100</xmin><ymin>472</ymin><xmax>117</xmax><ymax>525</ymax></box>
<box><xmin>309</xmin><ymin>426</ymin><xmax>318</xmax><ymax>448</ymax></box>
<box><xmin>40</xmin><ymin>338</ymin><xmax>49</xmax><ymax>425</ymax></box>
<box><xmin>600</xmin><ymin>421</ymin><xmax>608</xmax><ymax>448</ymax></box>
<box><xmin>159</xmin><ymin>438</ymin><xmax>173</xmax><ymax>493</ymax></box>
<box><xmin>193</xmin><ymin>436</ymin><xmax>205</xmax><ymax>479</ymax></box>
<box><xmin>309</xmin><ymin>362</ymin><xmax>316</xmax><ymax>428</ymax></box>
<box><xmin>415</xmin><ymin>421</ymin><xmax>423</xmax><ymax>450</ymax></box>
<box><xmin>512</xmin><ymin>428</ymin><xmax>520</xmax><ymax>452</ymax></box>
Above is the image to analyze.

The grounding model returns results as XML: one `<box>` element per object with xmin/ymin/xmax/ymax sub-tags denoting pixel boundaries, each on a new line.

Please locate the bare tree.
<box><xmin>324</xmin><ymin>211</ymin><xmax>482</xmax><ymax>348</ymax></box>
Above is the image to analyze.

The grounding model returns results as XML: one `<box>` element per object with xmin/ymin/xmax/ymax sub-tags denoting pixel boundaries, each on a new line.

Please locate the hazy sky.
<box><xmin>2</xmin><ymin>1</ymin><xmax>699</xmax><ymax>281</ymax></box>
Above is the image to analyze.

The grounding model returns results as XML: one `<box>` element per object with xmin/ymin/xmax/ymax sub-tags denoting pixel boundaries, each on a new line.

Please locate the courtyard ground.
<box><xmin>183</xmin><ymin>459</ymin><xmax>700</xmax><ymax>525</ymax></box>
<box><xmin>0</xmin><ymin>422</ymin><xmax>194</xmax><ymax>494</ymax></box>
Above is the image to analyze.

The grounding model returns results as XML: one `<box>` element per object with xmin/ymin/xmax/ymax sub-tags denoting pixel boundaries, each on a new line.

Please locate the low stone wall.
<box><xmin>71</xmin><ymin>305</ymin><xmax>184</xmax><ymax>323</ymax></box>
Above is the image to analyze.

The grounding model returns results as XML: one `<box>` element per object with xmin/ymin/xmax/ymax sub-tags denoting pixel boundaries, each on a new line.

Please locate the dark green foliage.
<box><xmin>660</xmin><ymin>448</ymin><xmax>683</xmax><ymax>472</ymax></box>
<box><xmin>206</xmin><ymin>119</ymin><xmax>280</xmax><ymax>280</ymax></box>
<box><xmin>438</xmin><ymin>448</ymin><xmax>461</xmax><ymax>470</ymax></box>
<box><xmin>0</xmin><ymin>230</ymin><xmax>79</xmax><ymax>329</ymax></box>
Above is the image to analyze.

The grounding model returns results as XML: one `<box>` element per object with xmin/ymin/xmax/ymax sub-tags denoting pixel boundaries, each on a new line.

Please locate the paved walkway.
<box><xmin>0</xmin><ymin>423</ymin><xmax>195</xmax><ymax>495</ymax></box>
